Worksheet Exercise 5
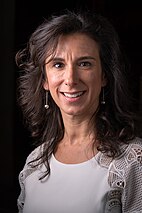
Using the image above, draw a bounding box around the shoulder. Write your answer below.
[119,136,142,164]
[108,137,142,188]
[96,137,142,167]
[125,136,142,149]
[25,144,43,165]
[110,137,142,171]
[19,144,44,183]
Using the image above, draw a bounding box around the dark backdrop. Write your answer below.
[0,0,142,212]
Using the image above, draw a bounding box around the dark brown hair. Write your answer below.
[16,10,137,178]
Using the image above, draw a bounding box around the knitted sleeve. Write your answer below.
[107,138,142,213]
[122,141,142,212]
[17,145,42,213]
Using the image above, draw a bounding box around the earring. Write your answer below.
[101,87,105,105]
[44,90,49,109]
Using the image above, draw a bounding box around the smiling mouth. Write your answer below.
[62,91,85,98]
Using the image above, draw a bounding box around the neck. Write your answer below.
[63,118,96,146]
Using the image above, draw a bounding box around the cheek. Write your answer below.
[89,75,103,93]
[47,74,60,89]
[88,72,102,84]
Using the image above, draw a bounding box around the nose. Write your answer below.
[64,65,78,86]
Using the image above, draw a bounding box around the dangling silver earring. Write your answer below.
[101,87,105,105]
[44,90,49,109]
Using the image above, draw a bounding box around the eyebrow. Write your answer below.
[51,56,96,62]
[78,56,96,61]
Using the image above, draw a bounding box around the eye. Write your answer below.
[79,61,91,67]
[53,62,64,69]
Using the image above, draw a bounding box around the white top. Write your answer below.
[23,154,110,213]
[18,137,142,213]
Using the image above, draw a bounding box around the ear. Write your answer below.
[101,72,107,87]
[43,80,49,90]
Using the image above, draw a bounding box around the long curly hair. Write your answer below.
[15,10,137,178]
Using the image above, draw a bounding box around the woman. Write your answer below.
[15,10,142,213]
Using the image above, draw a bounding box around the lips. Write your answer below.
[63,91,84,98]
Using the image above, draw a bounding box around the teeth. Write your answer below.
[64,92,83,98]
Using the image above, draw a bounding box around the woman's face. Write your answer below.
[44,33,106,119]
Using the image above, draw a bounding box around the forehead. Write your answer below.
[55,33,100,56]
[45,33,100,63]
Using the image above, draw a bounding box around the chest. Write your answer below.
[23,156,110,213]
[55,141,97,164]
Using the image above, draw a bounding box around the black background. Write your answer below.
[0,0,142,212]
